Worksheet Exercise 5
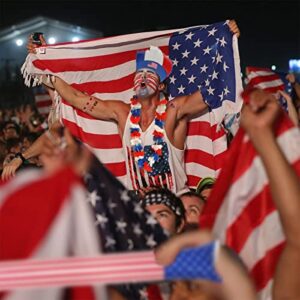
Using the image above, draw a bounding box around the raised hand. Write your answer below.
[26,33,47,54]
[228,19,240,38]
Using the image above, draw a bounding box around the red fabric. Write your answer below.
[147,284,163,300]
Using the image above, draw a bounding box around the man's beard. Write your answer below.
[135,85,157,98]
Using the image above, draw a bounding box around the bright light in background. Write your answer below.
[48,37,56,44]
[289,59,300,73]
[271,65,276,71]
[72,36,80,42]
[15,39,23,46]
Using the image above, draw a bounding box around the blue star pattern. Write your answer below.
[144,142,171,176]
[84,156,168,253]
[167,21,236,111]
[165,242,222,282]
[84,155,169,299]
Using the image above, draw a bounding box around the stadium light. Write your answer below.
[48,37,56,44]
[289,59,300,73]
[16,39,23,46]
[72,36,80,42]
[271,65,276,71]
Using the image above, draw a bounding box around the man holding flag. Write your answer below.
[3,21,240,193]
[2,20,241,193]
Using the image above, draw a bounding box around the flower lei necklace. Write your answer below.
[130,96,167,172]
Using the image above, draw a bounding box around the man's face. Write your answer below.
[133,69,160,98]
[180,194,205,225]
[146,203,178,235]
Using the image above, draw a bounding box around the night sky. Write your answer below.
[0,0,299,72]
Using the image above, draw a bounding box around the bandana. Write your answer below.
[141,189,185,218]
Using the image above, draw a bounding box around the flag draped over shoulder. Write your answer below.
[21,20,243,188]
[200,113,300,299]
[0,166,105,300]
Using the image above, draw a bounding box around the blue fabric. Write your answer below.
[167,22,236,110]
[164,242,222,282]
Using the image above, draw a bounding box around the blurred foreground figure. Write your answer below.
[0,125,107,300]
[156,88,300,300]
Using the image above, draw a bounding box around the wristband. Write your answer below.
[14,152,27,164]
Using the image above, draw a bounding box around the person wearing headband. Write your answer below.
[140,188,186,235]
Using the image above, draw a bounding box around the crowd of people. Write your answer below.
[0,104,47,173]
[0,19,300,300]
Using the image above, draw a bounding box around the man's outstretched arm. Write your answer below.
[50,76,129,122]
[27,34,129,123]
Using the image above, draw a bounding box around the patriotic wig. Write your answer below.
[136,46,173,82]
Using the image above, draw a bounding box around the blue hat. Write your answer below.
[136,46,173,82]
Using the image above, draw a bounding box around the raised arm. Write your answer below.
[26,34,129,124]
[49,76,129,122]
[156,230,256,300]
[1,121,60,180]
[241,89,300,299]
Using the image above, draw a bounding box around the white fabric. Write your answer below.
[123,112,189,195]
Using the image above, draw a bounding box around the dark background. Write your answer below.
[0,0,299,72]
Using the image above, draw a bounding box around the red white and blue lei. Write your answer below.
[130,96,167,172]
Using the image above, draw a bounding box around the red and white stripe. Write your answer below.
[0,251,163,291]
[34,88,52,116]
[246,66,285,94]
[200,114,300,299]
[21,24,242,189]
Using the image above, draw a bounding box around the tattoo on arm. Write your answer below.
[83,97,98,113]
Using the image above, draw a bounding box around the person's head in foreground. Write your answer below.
[140,188,186,235]
[180,190,206,226]
[134,46,172,99]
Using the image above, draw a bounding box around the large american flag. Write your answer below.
[21,20,243,189]
[200,112,300,299]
